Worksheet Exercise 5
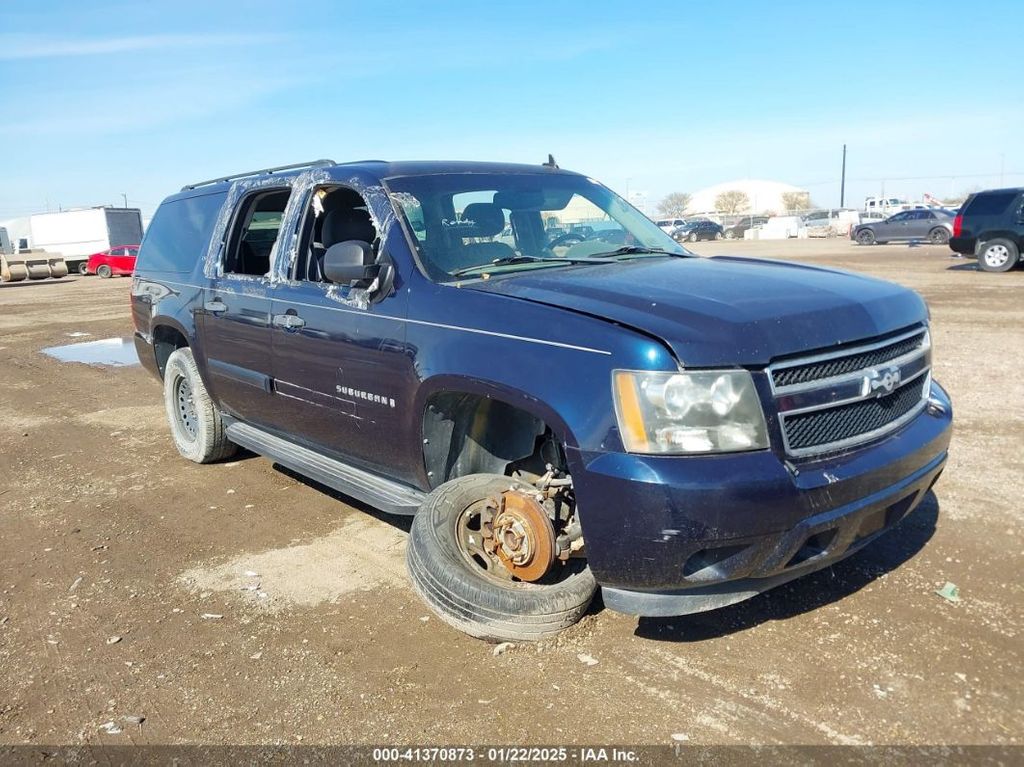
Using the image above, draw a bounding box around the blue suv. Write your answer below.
[131,159,952,641]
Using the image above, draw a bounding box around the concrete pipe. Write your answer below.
[26,262,52,279]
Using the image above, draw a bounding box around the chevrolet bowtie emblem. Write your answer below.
[862,366,901,398]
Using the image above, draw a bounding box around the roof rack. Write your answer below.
[181,159,336,191]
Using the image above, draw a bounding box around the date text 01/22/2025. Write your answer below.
[371,746,641,762]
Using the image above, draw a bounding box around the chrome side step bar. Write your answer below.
[224,420,426,515]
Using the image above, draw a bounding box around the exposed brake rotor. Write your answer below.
[489,490,556,582]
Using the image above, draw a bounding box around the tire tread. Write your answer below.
[406,474,595,641]
[163,347,236,464]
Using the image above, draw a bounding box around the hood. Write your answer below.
[468,256,927,367]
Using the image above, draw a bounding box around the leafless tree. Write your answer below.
[656,192,692,218]
[781,191,812,212]
[714,190,750,215]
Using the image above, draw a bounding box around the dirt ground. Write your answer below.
[0,239,1021,747]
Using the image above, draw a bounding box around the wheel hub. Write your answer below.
[454,489,556,583]
[175,377,198,439]
[491,491,556,581]
[985,245,1008,267]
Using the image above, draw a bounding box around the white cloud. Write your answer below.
[0,33,279,60]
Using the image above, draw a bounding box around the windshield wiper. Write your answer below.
[451,255,594,277]
[585,246,685,259]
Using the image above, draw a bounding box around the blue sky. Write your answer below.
[1,0,1020,219]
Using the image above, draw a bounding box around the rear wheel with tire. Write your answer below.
[97,264,112,278]
[714,231,723,240]
[928,227,950,245]
[77,261,89,275]
[407,474,596,641]
[977,239,1019,273]
[856,229,876,245]
[725,229,736,240]
[162,347,236,463]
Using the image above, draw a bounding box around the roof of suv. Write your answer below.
[176,159,581,197]
[971,187,1024,196]
[342,160,581,177]
[961,187,1024,217]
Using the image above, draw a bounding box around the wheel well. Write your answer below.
[153,325,188,378]
[421,392,563,489]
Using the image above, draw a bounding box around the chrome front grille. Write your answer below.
[771,332,927,388]
[769,327,931,457]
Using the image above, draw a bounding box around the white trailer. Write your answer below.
[29,207,144,274]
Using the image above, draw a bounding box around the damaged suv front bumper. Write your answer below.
[568,383,953,618]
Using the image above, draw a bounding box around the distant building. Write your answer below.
[687,179,809,216]
[626,190,650,216]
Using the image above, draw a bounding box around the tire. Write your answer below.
[714,231,723,240]
[725,230,736,240]
[77,261,89,275]
[856,229,876,245]
[928,227,950,245]
[97,264,112,278]
[687,231,698,242]
[162,347,236,463]
[977,239,1019,273]
[407,474,597,642]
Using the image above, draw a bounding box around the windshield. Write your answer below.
[385,172,687,281]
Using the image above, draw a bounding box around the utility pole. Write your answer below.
[840,144,847,208]
[122,193,128,208]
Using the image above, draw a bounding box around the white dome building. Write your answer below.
[686,179,809,216]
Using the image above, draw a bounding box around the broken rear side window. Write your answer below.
[223,189,292,277]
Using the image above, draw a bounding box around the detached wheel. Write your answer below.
[977,239,1019,272]
[97,264,112,278]
[928,227,950,245]
[162,347,236,463]
[407,474,596,642]
[856,229,876,245]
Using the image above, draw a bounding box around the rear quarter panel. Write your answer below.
[131,189,230,381]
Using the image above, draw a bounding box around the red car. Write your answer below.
[86,245,139,277]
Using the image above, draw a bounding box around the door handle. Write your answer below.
[204,298,227,314]
[272,313,306,330]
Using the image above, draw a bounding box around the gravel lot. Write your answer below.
[0,239,1020,746]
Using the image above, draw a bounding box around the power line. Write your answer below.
[799,171,1024,187]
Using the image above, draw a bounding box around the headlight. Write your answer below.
[613,369,769,454]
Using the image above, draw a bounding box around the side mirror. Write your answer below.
[323,241,380,287]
